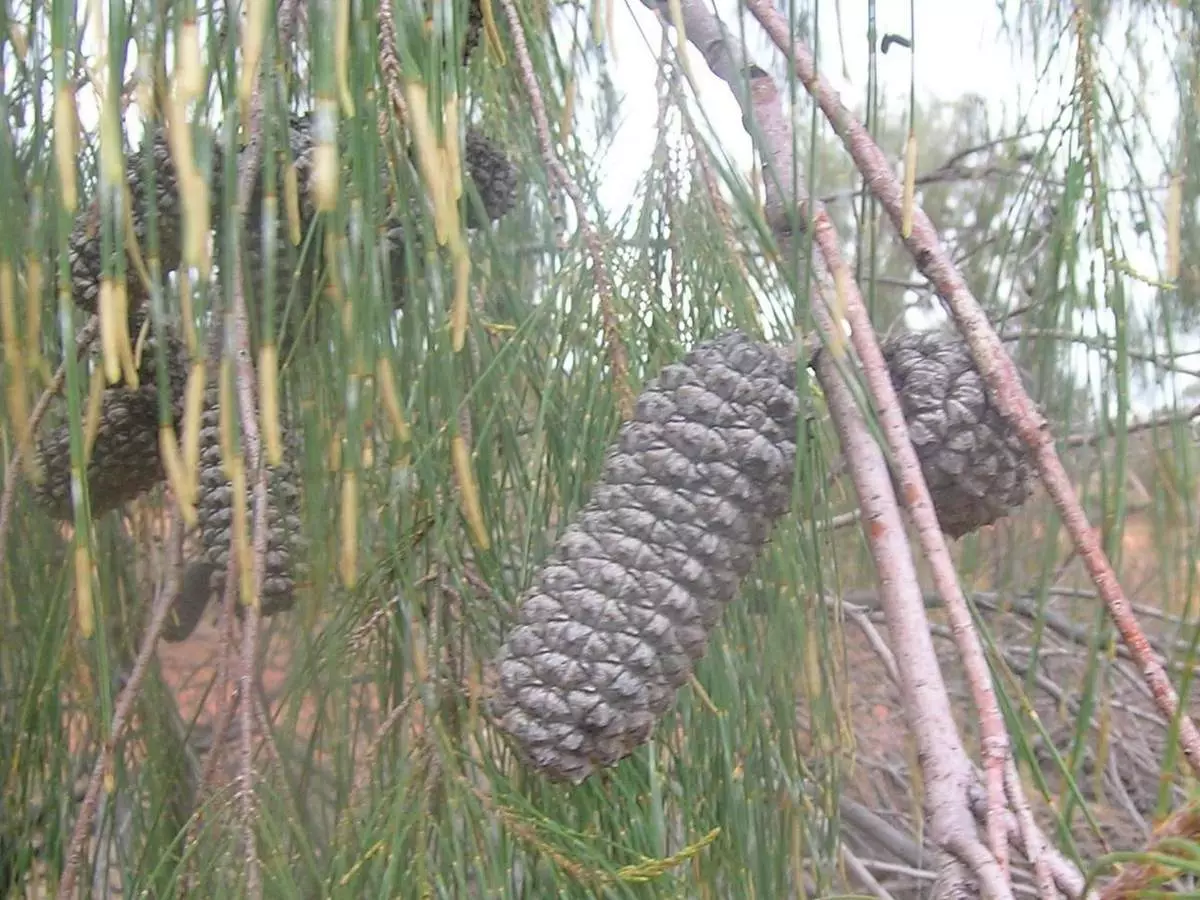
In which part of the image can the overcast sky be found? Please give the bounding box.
[577,0,1192,414]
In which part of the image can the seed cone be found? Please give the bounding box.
[880,330,1033,538]
[68,126,222,315]
[463,0,485,63]
[488,331,800,783]
[235,116,516,327]
[240,115,418,334]
[240,116,320,341]
[33,322,190,521]
[462,130,518,228]
[195,384,305,617]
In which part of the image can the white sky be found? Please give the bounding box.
[581,0,1192,415]
[591,0,1031,213]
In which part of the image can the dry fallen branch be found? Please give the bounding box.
[742,0,1200,778]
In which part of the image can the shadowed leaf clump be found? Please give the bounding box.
[489,331,800,783]
[161,560,219,643]
[881,330,1033,538]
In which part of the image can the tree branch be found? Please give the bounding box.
[742,0,1200,780]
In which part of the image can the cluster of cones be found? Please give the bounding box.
[489,329,1035,784]
[31,0,519,641]
[29,3,1036,786]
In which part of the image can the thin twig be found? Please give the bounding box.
[838,597,901,686]
[221,2,301,893]
[0,315,99,578]
[1005,759,1082,900]
[742,0,1200,779]
[1000,328,1200,381]
[1064,401,1200,448]
[376,0,410,127]
[57,514,185,899]
[496,0,633,419]
[843,844,901,900]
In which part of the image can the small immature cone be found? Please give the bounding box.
[489,331,800,783]
[33,321,190,521]
[194,384,306,616]
[880,330,1034,538]
[461,130,519,228]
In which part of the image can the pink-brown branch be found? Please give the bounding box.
[815,348,1013,900]
[642,0,1026,893]
[742,0,1200,778]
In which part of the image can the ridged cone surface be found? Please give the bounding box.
[462,129,518,228]
[195,385,305,616]
[34,323,190,521]
[881,330,1033,538]
[489,331,799,783]
[241,116,321,338]
[68,127,222,315]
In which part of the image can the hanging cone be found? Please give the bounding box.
[488,331,800,783]
[880,329,1033,538]
[194,383,306,617]
[33,320,190,521]
[68,125,223,315]
[238,115,417,334]
[462,129,518,228]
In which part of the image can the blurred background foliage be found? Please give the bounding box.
[2,0,1200,896]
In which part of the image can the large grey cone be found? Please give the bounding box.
[488,331,800,784]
